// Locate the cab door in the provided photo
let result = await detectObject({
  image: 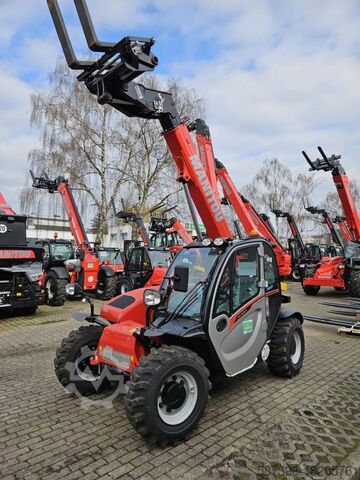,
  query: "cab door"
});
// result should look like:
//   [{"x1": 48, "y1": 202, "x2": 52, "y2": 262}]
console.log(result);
[{"x1": 208, "y1": 242, "x2": 268, "y2": 377}]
